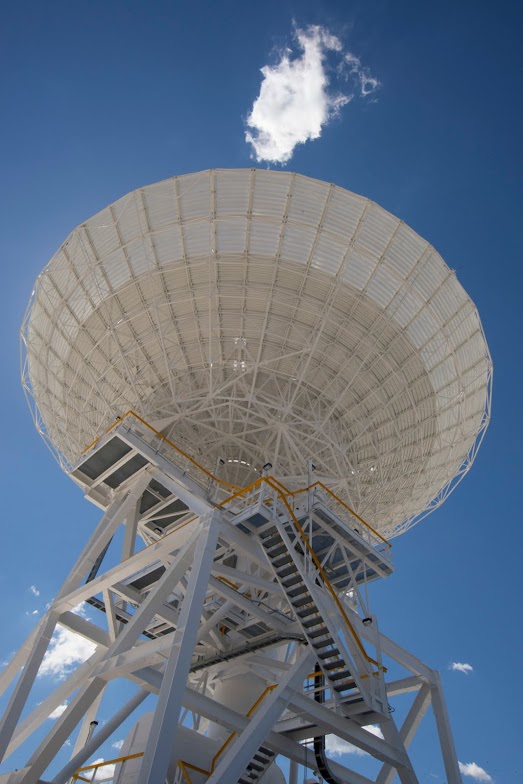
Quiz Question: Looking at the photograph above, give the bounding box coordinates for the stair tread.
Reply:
[329,669,352,681]
[297,606,318,617]
[318,647,340,658]
[307,626,329,638]
[313,637,335,647]
[291,595,315,608]
[324,659,345,670]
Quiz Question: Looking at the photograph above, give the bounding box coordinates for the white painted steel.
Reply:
[22,169,491,536]
[0,472,460,783]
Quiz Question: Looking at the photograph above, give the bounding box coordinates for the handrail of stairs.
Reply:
[177,684,278,783]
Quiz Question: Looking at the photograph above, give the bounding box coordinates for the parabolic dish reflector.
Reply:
[22,169,491,537]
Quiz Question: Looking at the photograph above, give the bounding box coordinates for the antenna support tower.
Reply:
[1,170,491,784]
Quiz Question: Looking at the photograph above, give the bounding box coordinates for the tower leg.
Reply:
[379,718,419,784]
[137,511,221,784]
[0,613,60,761]
[376,684,432,784]
[430,672,462,784]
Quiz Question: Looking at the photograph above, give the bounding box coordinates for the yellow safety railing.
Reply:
[80,409,390,551]
[80,411,388,672]
[81,409,241,492]
[177,684,277,783]
[264,478,384,672]
[72,675,337,784]
[289,481,391,550]
[73,752,144,782]
[218,474,384,671]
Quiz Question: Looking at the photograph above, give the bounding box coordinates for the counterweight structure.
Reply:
[0,170,491,784]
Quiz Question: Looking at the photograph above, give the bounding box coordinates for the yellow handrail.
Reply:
[81,409,240,492]
[80,412,388,670]
[81,409,390,550]
[73,752,144,781]
[289,481,391,548]
[177,684,277,782]
[215,473,383,670]
[263,478,383,671]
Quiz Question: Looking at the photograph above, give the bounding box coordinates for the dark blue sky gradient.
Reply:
[0,2,521,780]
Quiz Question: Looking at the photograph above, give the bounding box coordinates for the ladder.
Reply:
[238,745,276,783]
[260,513,386,719]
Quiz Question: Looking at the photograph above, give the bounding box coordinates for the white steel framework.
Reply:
[21,169,491,537]
[0,424,463,784]
[4,169,492,784]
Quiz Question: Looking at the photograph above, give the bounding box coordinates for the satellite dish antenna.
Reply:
[3,170,490,784]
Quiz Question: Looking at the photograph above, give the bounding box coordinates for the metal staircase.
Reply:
[259,511,387,720]
[238,745,276,784]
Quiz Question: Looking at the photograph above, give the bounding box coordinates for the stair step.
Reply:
[329,669,353,682]
[291,595,314,608]
[287,585,308,598]
[272,554,293,568]
[334,682,357,693]
[302,617,324,629]
[297,606,318,618]
[277,564,296,578]
[262,532,280,544]
[313,636,335,648]
[266,543,287,557]
[323,659,345,671]
[308,626,330,639]
[281,574,302,588]
[318,647,340,659]
[260,529,278,541]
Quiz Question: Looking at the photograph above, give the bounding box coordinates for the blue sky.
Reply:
[0,1,522,782]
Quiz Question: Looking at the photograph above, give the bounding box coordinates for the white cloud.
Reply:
[459,762,494,783]
[38,623,96,679]
[29,585,40,597]
[112,739,124,750]
[450,662,473,674]
[91,759,116,782]
[245,24,379,164]
[326,724,384,757]
[38,602,96,679]
[48,702,68,719]
[326,734,366,757]
[25,610,39,616]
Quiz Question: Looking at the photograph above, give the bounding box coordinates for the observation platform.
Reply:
[72,411,393,589]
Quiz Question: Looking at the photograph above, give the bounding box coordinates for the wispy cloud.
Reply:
[326,724,384,757]
[450,662,473,674]
[29,585,40,597]
[112,739,124,750]
[344,53,380,96]
[459,762,494,782]
[245,24,379,164]
[48,702,68,719]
